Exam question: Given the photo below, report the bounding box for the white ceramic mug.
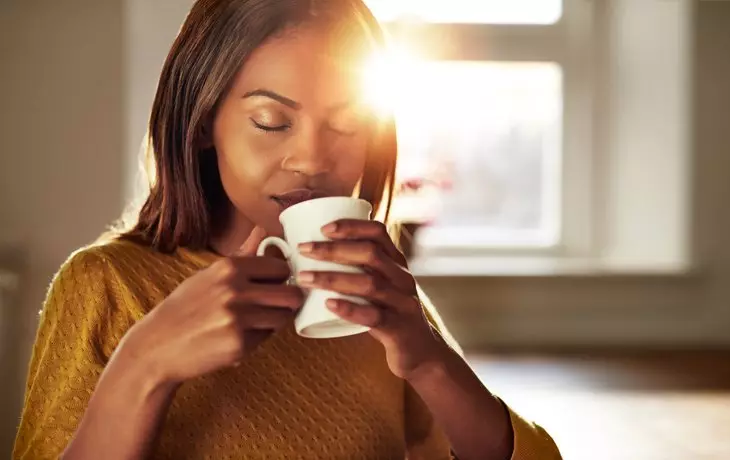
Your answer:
[257,196,373,339]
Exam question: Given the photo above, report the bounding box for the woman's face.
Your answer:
[212,26,373,237]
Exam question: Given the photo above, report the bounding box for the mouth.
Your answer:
[271,189,329,211]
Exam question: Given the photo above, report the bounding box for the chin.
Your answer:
[261,218,285,238]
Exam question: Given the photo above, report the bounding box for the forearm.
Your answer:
[62,342,178,460]
[407,345,513,460]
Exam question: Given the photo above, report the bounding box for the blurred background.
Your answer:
[1,0,729,458]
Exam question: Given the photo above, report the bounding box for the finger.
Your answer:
[239,257,292,283]
[241,329,273,351]
[224,329,275,365]
[216,256,291,284]
[298,271,415,310]
[235,226,268,257]
[325,298,387,329]
[321,219,406,265]
[237,284,304,310]
[298,241,415,293]
[237,305,298,330]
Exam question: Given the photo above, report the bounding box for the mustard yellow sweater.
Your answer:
[14,238,560,459]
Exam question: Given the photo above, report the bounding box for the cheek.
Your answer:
[213,112,282,226]
[214,105,279,191]
[216,134,276,196]
[216,134,277,184]
[331,136,368,188]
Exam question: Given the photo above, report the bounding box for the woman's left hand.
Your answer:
[296,219,449,380]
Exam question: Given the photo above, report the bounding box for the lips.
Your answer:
[271,189,329,210]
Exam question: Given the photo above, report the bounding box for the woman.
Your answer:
[14,0,560,459]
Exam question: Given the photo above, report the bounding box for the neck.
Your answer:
[208,208,256,257]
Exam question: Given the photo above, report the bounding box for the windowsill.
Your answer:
[409,255,696,278]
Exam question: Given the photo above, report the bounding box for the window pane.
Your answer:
[365,0,562,25]
[388,61,563,248]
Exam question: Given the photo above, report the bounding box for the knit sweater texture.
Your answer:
[14,238,560,459]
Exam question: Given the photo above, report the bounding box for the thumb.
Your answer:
[235,226,268,257]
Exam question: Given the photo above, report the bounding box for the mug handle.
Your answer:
[256,236,293,259]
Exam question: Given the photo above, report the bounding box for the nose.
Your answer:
[281,123,332,177]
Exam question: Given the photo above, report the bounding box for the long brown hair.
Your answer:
[123,0,398,253]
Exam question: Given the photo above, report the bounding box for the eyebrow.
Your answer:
[242,89,302,110]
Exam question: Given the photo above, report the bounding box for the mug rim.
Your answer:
[278,196,372,223]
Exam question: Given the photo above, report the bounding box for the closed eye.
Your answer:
[251,118,291,133]
[328,106,371,136]
[329,125,358,136]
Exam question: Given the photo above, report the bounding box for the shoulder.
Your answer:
[80,236,164,267]
[54,236,198,282]
[83,236,217,276]
[48,236,217,312]
[49,245,113,300]
[45,238,165,317]
[50,238,152,289]
[49,237,216,316]
[45,240,135,317]
[41,238,166,360]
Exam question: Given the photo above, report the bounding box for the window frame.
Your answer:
[374,0,597,258]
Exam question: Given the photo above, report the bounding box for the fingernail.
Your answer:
[298,242,314,253]
[326,298,340,310]
[297,272,315,285]
[321,222,338,234]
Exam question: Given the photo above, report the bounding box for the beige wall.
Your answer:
[0,1,125,455]
[0,0,729,457]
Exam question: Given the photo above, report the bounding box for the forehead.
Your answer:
[232,26,369,106]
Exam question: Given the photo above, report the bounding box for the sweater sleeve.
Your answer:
[13,249,126,460]
[505,402,562,460]
[404,382,562,460]
[410,286,562,460]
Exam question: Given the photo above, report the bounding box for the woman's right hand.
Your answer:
[120,227,302,386]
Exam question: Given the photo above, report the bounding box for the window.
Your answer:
[365,0,593,256]
[385,61,562,248]
[365,0,563,25]
[123,0,691,275]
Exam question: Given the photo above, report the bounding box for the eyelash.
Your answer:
[251,119,291,133]
[333,128,357,137]
[250,118,358,136]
